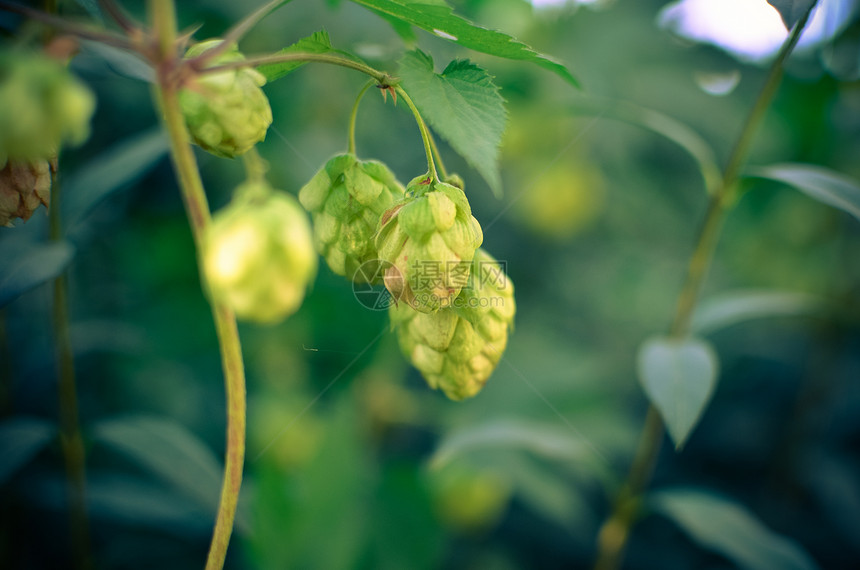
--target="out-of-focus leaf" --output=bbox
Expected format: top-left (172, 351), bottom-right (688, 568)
top-left (399, 50), bottom-right (507, 196)
top-left (637, 337), bottom-right (719, 450)
top-left (72, 0), bottom-right (103, 21)
top-left (650, 487), bottom-right (819, 570)
top-left (91, 416), bottom-right (221, 514)
top-left (63, 129), bottom-right (168, 230)
top-left (430, 419), bottom-right (593, 470)
top-left (0, 417), bottom-right (56, 485)
top-left (747, 163), bottom-right (860, 223)
top-left (78, 40), bottom-right (154, 82)
top-left (348, 0), bottom-right (578, 86)
top-left (257, 29), bottom-right (361, 82)
top-left (692, 290), bottom-right (827, 334)
top-left (767, 0), bottom-right (817, 29)
top-left (0, 241), bottom-right (75, 308)
top-left (571, 97), bottom-right (721, 194)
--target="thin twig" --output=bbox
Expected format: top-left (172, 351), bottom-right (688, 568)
top-left (592, 4), bottom-right (820, 569)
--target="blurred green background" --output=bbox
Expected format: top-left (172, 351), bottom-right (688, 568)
top-left (2, 0), bottom-right (860, 568)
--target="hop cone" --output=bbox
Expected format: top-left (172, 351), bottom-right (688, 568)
top-left (203, 182), bottom-right (317, 323)
top-left (391, 249), bottom-right (515, 400)
top-left (299, 154), bottom-right (404, 282)
top-left (377, 176), bottom-right (483, 313)
top-left (0, 158), bottom-right (54, 227)
top-left (0, 52), bottom-right (94, 164)
top-left (179, 40), bottom-right (272, 158)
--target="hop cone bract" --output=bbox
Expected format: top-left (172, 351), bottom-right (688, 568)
top-left (0, 158), bottom-right (54, 227)
top-left (392, 249), bottom-right (515, 400)
top-left (299, 154), bottom-right (404, 282)
top-left (179, 40), bottom-right (272, 158)
top-left (377, 176), bottom-right (483, 313)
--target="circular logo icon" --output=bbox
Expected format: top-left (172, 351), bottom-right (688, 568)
top-left (351, 259), bottom-right (401, 311)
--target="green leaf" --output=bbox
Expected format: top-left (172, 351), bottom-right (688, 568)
top-left (430, 419), bottom-right (594, 470)
top-left (91, 415), bottom-right (222, 514)
top-left (348, 0), bottom-right (578, 86)
top-left (0, 241), bottom-right (75, 308)
top-left (692, 289), bottom-right (827, 335)
top-left (79, 40), bottom-right (154, 83)
top-left (72, 0), bottom-right (104, 21)
top-left (64, 128), bottom-right (168, 230)
top-left (637, 336), bottom-right (719, 450)
top-left (257, 29), bottom-right (360, 83)
top-left (767, 0), bottom-right (817, 30)
top-left (746, 163), bottom-right (860, 223)
top-left (650, 487), bottom-right (819, 570)
top-left (0, 417), bottom-right (56, 485)
top-left (399, 50), bottom-right (507, 196)
top-left (571, 97), bottom-right (721, 195)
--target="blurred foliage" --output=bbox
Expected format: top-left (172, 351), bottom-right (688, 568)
top-left (2, 0), bottom-right (860, 569)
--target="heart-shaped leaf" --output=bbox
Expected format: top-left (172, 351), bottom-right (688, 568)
top-left (637, 336), bottom-right (719, 449)
top-left (767, 0), bottom-right (817, 30)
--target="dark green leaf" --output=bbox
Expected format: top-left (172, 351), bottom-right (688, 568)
top-left (78, 40), bottom-right (154, 83)
top-left (257, 29), bottom-right (360, 83)
top-left (0, 241), bottom-right (75, 308)
top-left (0, 417), bottom-right (56, 485)
top-left (692, 289), bottom-right (827, 334)
top-left (399, 50), bottom-right (507, 196)
top-left (86, 475), bottom-right (213, 535)
top-left (430, 419), bottom-right (593, 470)
top-left (91, 415), bottom-right (222, 513)
top-left (72, 0), bottom-right (104, 21)
top-left (650, 487), bottom-right (819, 570)
top-left (64, 128), bottom-right (168, 230)
top-left (571, 97), bottom-right (721, 195)
top-left (637, 337), bottom-right (719, 450)
top-left (349, 0), bottom-right (578, 86)
top-left (767, 0), bottom-right (817, 30)
top-left (746, 163), bottom-right (860, 223)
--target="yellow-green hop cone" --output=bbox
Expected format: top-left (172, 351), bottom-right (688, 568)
top-left (0, 52), bottom-right (94, 163)
top-left (179, 40), bottom-right (272, 158)
top-left (299, 153), bottom-right (404, 282)
top-left (377, 176), bottom-right (483, 313)
top-left (391, 249), bottom-right (514, 400)
top-left (203, 182), bottom-right (316, 323)
top-left (0, 158), bottom-right (54, 227)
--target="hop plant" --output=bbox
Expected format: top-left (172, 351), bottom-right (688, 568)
top-left (203, 181), bottom-right (317, 323)
top-left (391, 248), bottom-right (515, 400)
top-left (0, 52), bottom-right (94, 164)
top-left (179, 40), bottom-right (272, 158)
top-left (299, 153), bottom-right (404, 282)
top-left (376, 175), bottom-right (483, 313)
top-left (0, 158), bottom-right (54, 227)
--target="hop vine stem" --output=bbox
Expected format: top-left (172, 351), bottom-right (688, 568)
top-left (148, 2), bottom-right (247, 569)
top-left (592, 4), bottom-right (819, 569)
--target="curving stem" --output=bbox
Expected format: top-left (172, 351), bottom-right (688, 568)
top-left (148, 2), bottom-right (247, 570)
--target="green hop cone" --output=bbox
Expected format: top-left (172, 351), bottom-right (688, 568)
top-left (203, 181), bottom-right (317, 323)
top-left (0, 52), bottom-right (94, 163)
top-left (299, 153), bottom-right (404, 282)
top-left (377, 176), bottom-right (483, 313)
top-left (0, 158), bottom-right (54, 227)
top-left (179, 40), bottom-right (272, 158)
top-left (391, 249), bottom-right (515, 401)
